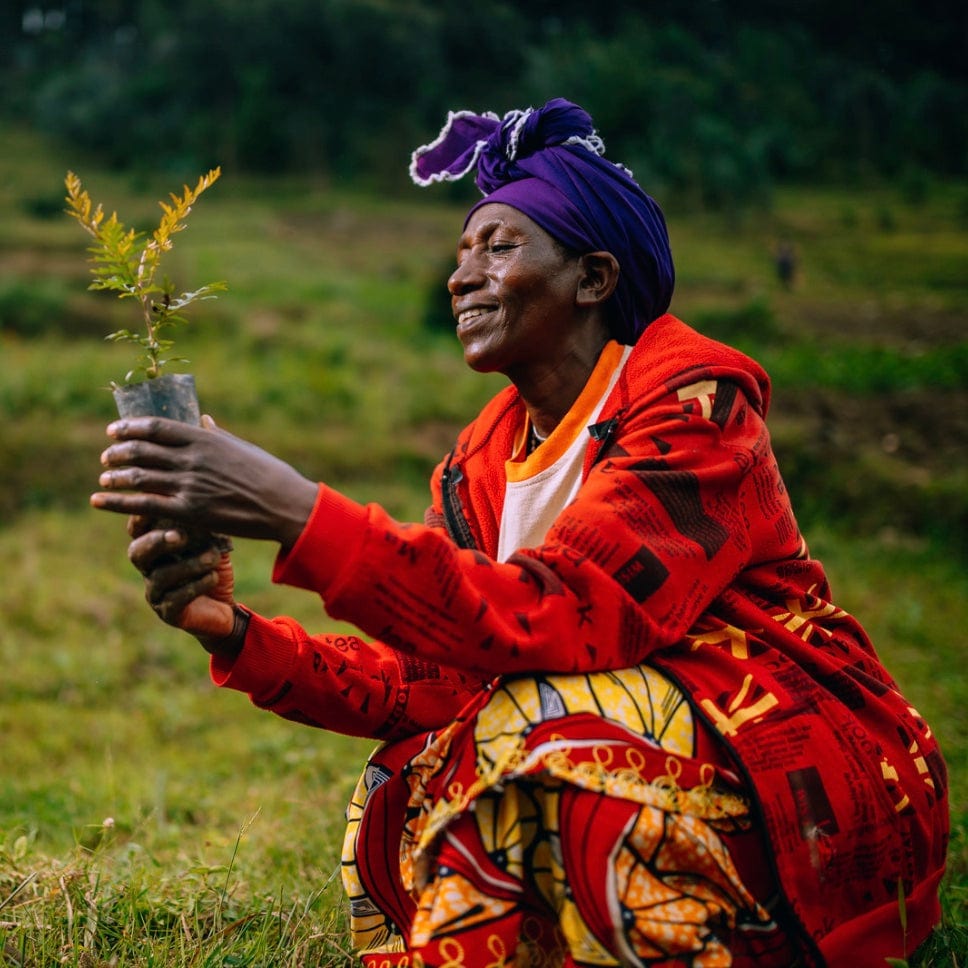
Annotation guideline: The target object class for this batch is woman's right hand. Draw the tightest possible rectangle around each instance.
[127,515,242,656]
[93,415,318,551]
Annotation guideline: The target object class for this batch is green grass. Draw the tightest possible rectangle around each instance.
[0,123,965,964]
[0,511,370,966]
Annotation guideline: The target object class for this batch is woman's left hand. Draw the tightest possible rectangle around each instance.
[91,415,319,549]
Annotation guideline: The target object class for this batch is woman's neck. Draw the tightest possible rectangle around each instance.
[515,332,610,439]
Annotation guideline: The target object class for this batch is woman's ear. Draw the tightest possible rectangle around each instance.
[576,251,620,307]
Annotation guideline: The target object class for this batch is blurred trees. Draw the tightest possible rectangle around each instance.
[2,0,965,201]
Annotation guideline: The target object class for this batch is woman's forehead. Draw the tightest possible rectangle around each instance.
[459,203,543,245]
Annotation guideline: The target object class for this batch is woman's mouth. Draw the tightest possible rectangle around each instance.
[456,305,496,330]
[457,307,484,326]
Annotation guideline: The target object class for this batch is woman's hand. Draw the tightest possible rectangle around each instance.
[91,415,318,550]
[127,516,243,657]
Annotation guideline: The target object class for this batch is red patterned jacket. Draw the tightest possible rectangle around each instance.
[213,314,948,963]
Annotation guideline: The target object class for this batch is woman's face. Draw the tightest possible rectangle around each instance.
[449,203,583,376]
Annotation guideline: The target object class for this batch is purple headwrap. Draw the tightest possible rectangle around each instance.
[410,98,674,344]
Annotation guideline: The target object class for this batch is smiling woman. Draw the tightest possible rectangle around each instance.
[91,99,948,967]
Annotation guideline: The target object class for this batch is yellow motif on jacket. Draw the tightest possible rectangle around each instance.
[700,672,779,738]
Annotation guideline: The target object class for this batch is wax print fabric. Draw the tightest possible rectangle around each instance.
[341,668,800,966]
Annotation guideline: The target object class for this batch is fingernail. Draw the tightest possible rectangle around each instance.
[164,530,181,544]
[106,421,122,436]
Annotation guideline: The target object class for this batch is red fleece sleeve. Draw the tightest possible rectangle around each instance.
[271,382,773,679]
[210,610,487,740]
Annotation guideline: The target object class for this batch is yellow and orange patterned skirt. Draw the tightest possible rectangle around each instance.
[342,665,798,966]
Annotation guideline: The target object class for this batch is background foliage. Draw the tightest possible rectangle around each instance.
[1,0,965,197]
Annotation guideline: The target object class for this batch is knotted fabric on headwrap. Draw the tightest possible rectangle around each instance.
[411,98,675,344]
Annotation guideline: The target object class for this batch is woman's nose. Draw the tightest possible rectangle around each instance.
[448,254,483,295]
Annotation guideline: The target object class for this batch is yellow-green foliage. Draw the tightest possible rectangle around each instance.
[64,167,226,383]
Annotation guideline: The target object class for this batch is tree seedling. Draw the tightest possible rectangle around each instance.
[64,167,226,385]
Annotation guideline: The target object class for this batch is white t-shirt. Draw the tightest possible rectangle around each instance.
[497,342,632,563]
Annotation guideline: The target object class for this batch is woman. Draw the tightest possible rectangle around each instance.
[92,99,948,966]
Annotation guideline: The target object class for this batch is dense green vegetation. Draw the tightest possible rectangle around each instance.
[0,120,965,964]
[2,0,965,199]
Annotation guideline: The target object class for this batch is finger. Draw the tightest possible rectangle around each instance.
[97,465,179,493]
[106,416,198,445]
[90,489,180,517]
[100,438,186,471]
[143,551,221,605]
[128,528,188,573]
[210,552,236,604]
[127,514,187,541]
[152,573,220,625]
[127,514,153,539]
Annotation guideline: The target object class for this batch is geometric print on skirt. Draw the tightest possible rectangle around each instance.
[342,664,799,966]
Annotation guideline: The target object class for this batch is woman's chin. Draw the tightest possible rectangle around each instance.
[459,340,497,373]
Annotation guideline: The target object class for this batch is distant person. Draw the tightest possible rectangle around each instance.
[92,99,948,966]
[774,239,797,289]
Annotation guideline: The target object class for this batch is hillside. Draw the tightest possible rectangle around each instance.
[0,124,965,963]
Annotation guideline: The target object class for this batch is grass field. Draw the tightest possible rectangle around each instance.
[0,124,965,964]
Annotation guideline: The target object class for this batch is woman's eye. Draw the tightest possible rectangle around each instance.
[489,241,515,253]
